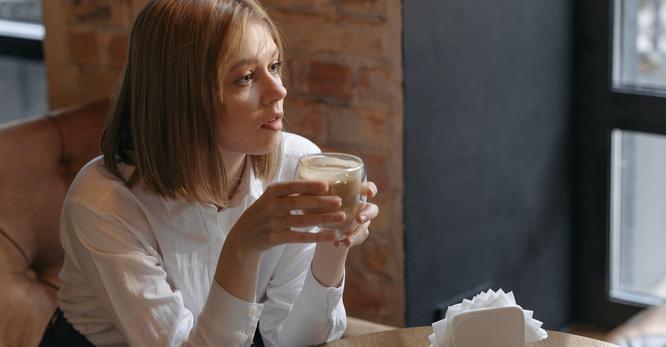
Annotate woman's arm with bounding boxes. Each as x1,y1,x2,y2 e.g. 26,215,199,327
311,242,348,287
213,180,342,302
62,200,260,347
256,182,379,347
257,242,347,347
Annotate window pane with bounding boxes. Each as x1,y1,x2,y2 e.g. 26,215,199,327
613,0,666,90
611,130,666,305
0,0,46,123
0,0,42,24
0,55,47,124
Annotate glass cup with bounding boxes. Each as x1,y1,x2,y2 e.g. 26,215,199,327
295,153,367,240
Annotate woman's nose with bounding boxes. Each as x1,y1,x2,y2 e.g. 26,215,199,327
262,73,287,106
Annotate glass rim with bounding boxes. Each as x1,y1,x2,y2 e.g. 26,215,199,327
298,152,364,172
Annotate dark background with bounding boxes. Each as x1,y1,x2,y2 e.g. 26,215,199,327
403,0,574,328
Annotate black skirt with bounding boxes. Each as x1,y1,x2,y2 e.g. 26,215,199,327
39,308,265,346
39,308,95,347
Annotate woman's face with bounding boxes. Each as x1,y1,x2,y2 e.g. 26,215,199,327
218,22,287,155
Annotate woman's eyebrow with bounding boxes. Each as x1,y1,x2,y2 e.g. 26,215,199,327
229,48,279,71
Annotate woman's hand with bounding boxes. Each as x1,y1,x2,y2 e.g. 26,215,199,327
333,181,379,248
216,180,347,301
225,180,346,254
310,181,379,287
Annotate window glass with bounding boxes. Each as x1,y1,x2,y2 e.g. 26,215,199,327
614,0,666,90
0,0,46,123
0,0,42,23
610,129,666,305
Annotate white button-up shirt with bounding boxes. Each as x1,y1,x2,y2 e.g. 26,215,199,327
57,132,346,347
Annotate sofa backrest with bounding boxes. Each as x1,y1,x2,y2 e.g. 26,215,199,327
0,100,108,346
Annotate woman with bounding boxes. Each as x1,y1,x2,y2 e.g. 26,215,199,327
39,0,379,346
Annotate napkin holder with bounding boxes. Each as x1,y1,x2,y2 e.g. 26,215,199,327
451,305,525,347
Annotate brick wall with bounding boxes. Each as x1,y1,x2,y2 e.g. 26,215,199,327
42,0,404,326
262,0,404,326
42,0,140,109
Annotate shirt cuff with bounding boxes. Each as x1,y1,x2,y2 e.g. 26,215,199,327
194,281,264,345
305,266,345,316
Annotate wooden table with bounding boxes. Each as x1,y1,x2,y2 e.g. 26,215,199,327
321,327,619,347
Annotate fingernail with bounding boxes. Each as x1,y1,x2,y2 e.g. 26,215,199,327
359,215,368,223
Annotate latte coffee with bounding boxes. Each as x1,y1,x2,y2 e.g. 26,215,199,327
296,153,366,235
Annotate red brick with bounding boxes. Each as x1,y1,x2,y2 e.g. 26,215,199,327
368,193,393,232
360,151,391,194
263,0,336,15
67,30,103,66
283,57,309,95
130,0,150,16
68,0,132,30
340,0,388,18
108,34,128,70
355,65,393,103
363,238,392,275
328,108,392,150
344,272,388,316
344,272,403,326
270,12,385,58
346,245,364,271
283,97,328,143
308,61,353,100
78,67,121,103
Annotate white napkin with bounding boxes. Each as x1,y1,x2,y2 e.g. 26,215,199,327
428,289,548,347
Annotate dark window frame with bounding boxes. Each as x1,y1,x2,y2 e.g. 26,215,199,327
0,20,43,60
575,0,666,329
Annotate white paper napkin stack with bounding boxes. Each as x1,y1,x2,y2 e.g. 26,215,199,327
427,289,548,347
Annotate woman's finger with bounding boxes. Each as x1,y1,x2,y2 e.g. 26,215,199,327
356,202,379,224
272,229,337,244
277,195,342,212
266,180,328,197
361,182,378,198
341,222,370,247
333,220,366,246
285,211,346,228
337,204,376,237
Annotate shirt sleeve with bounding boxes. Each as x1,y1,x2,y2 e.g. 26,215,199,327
258,242,347,347
61,199,264,347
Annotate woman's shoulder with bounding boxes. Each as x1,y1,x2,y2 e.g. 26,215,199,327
62,156,162,256
65,156,139,212
281,132,320,158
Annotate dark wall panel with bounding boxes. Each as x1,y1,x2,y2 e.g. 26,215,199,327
404,0,573,328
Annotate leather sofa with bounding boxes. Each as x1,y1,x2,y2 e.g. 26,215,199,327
0,100,108,346
0,101,393,346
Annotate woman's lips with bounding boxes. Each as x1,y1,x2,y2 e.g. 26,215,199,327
261,116,283,131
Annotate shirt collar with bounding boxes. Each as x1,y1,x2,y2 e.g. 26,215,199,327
160,156,264,219
247,157,264,201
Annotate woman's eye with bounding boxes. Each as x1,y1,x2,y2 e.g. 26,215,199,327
237,73,254,85
269,61,282,73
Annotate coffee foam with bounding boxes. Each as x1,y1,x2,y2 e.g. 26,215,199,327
298,156,363,183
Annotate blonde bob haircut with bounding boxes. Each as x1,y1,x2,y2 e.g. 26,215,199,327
101,0,284,207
